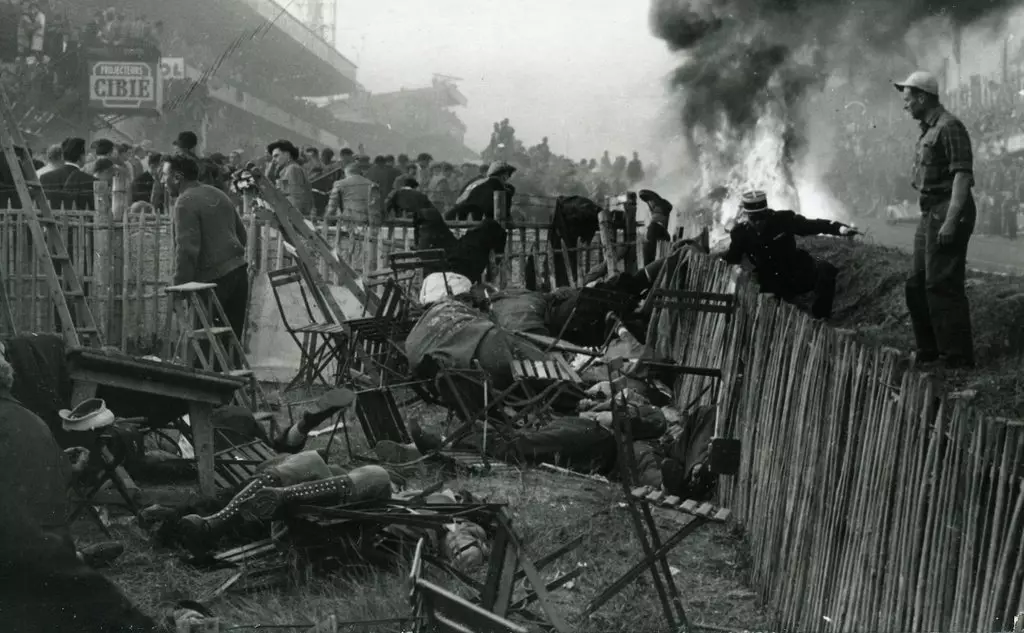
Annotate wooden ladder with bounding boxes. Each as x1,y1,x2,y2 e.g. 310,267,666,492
0,83,102,347
163,282,272,422
248,177,384,383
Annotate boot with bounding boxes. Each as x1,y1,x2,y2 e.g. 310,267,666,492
177,473,278,546
240,465,393,520
297,388,356,434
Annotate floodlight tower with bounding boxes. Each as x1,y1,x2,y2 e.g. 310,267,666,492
290,0,338,47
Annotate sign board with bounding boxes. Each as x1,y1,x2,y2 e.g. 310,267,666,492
83,45,163,117
160,57,185,81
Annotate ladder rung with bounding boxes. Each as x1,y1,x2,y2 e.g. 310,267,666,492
228,369,253,377
191,327,234,338
75,327,99,333
254,412,275,422
64,290,85,298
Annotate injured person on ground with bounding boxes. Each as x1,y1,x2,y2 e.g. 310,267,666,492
720,189,859,320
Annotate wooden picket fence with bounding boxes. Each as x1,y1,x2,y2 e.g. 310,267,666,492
648,249,1024,633
0,187,643,347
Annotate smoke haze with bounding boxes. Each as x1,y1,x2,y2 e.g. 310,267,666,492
647,0,1021,236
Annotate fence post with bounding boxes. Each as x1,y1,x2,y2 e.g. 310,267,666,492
243,195,258,355
93,180,113,345
111,174,128,348
623,192,638,274
597,204,617,279
494,190,511,288
618,192,634,270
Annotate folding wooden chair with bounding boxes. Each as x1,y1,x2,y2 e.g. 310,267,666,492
639,286,742,476
389,249,451,301
352,386,412,449
409,538,529,633
409,508,574,633
546,285,635,353
581,357,732,630
68,425,143,529
508,356,586,423
267,265,349,390
345,279,417,386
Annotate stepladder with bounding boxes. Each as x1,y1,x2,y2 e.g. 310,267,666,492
0,82,101,347
163,282,273,424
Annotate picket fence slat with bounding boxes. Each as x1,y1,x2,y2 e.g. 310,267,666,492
646,248,1024,633
0,202,644,348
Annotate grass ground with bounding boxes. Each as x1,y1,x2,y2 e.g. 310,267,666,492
80,393,772,633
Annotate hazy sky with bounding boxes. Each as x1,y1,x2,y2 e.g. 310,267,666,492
332,0,679,160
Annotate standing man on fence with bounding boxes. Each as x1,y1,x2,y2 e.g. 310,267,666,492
162,155,249,340
895,71,976,369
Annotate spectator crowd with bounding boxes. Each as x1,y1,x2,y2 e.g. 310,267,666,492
828,85,1021,240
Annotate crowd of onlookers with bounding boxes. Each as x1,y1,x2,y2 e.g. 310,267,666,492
828,91,1021,240
481,119,653,217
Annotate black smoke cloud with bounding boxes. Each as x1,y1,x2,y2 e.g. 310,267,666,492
650,0,1020,151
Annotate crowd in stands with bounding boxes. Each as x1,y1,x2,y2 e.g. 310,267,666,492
481,119,653,219
829,87,1021,240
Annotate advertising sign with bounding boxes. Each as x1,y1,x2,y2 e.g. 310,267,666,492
83,45,163,116
160,57,185,81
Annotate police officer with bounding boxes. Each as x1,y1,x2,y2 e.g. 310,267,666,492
895,70,976,368
721,190,858,319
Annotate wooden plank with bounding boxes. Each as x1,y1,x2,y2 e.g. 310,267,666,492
191,402,217,499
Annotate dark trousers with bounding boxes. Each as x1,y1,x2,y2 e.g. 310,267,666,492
213,265,250,342
905,195,975,363
809,261,838,320
760,256,837,319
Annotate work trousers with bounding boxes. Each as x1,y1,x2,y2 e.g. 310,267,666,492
211,264,250,342
905,195,975,364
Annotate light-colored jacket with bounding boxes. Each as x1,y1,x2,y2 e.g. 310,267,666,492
276,161,315,216
327,174,380,225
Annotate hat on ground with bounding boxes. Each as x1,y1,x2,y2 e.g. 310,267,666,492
741,190,769,213
59,398,115,432
894,71,939,97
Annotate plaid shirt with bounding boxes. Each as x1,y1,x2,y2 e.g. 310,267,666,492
912,106,974,195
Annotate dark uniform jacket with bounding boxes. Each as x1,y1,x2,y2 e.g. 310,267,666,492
722,210,843,296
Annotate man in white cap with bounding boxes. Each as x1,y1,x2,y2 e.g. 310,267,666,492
721,190,858,320
894,70,976,368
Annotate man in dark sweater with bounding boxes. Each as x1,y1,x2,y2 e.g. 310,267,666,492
163,154,249,339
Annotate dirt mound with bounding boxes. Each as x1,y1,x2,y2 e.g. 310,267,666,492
797,237,1024,417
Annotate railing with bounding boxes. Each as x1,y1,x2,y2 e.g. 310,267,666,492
0,181,647,348
647,249,1024,633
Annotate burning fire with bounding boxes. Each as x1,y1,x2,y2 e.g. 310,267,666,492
689,102,848,246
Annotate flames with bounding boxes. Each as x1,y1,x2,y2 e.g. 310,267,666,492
684,98,848,246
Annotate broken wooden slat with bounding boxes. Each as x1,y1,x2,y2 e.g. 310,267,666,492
629,486,731,523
